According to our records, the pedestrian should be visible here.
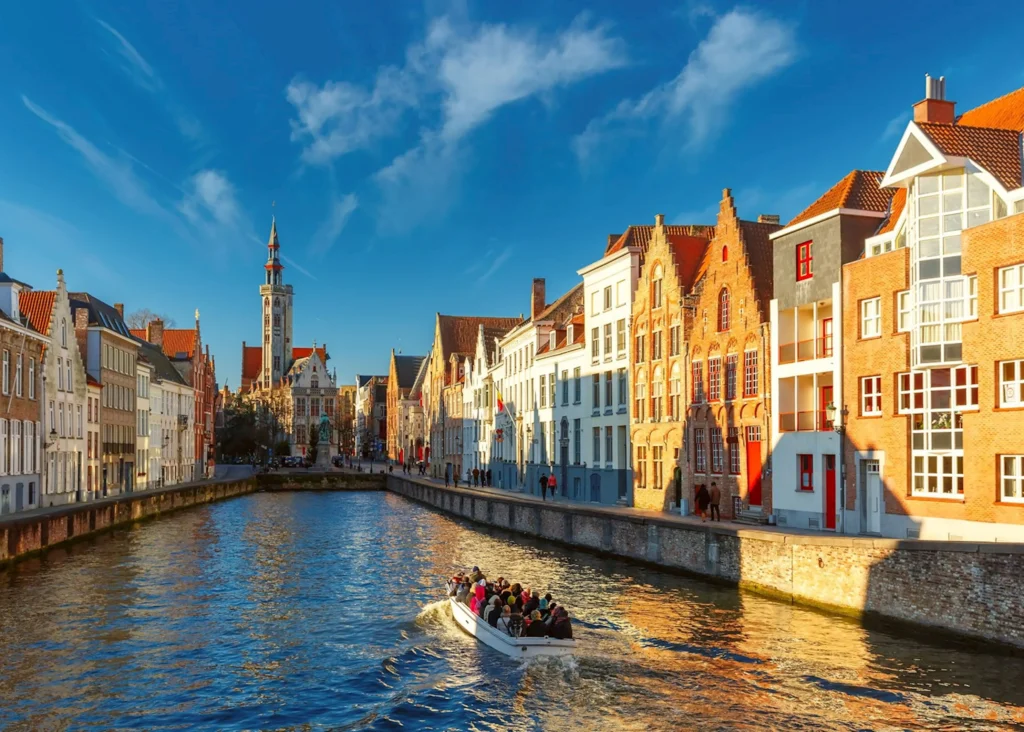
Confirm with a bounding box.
[486,469,492,486]
[454,470,459,488]
[445,469,450,488]
[709,481,721,521]
[473,467,480,486]
[547,472,557,499]
[539,473,547,500]
[695,483,711,522]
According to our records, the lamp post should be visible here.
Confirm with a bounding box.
[825,402,849,534]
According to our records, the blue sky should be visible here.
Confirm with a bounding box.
[2,1,1022,386]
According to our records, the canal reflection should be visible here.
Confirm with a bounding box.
[1,491,1022,731]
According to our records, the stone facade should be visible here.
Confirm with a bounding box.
[286,346,337,460]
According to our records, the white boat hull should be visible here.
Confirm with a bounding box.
[448,597,576,659]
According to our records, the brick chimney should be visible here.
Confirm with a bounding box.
[757,214,780,224]
[74,307,89,330]
[114,302,124,318]
[146,318,164,348]
[531,278,546,320]
[913,74,955,125]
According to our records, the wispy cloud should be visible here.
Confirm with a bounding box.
[21,95,165,216]
[95,19,204,143]
[573,8,796,166]
[310,193,358,256]
[281,254,317,280]
[179,169,242,229]
[477,246,513,284]
[882,111,910,140]
[673,181,819,226]
[287,13,626,233]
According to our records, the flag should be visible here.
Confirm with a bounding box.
[496,390,505,413]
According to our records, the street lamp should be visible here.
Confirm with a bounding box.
[825,402,849,534]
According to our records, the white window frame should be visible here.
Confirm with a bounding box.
[861,298,881,338]
[999,359,1024,408]
[1001,455,1024,504]
[861,376,882,416]
[897,290,912,332]
[998,264,1024,314]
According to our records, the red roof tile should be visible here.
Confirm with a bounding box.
[606,224,716,257]
[957,85,1024,133]
[19,291,56,336]
[130,327,199,360]
[667,232,713,292]
[242,346,262,381]
[86,373,101,387]
[292,346,328,362]
[787,171,892,227]
[438,315,520,360]
[876,188,907,236]
[738,219,781,319]
[917,122,1022,191]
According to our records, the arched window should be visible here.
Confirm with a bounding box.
[722,245,729,262]
[652,264,663,309]
[718,288,730,331]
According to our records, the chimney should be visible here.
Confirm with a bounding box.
[655,213,665,227]
[114,302,124,318]
[74,307,89,330]
[0,236,4,272]
[757,214,780,225]
[531,278,546,320]
[146,318,164,348]
[913,74,955,124]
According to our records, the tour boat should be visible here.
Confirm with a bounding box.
[445,584,577,659]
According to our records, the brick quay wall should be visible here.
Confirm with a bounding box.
[1,471,386,570]
[388,475,1024,651]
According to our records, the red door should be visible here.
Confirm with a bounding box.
[821,318,833,357]
[745,428,762,507]
[824,454,836,530]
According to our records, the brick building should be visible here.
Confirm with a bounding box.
[386,351,426,462]
[769,172,892,530]
[630,216,714,511]
[842,78,1024,541]
[337,384,356,456]
[679,191,780,519]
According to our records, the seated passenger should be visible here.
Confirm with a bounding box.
[468,566,484,583]
[549,609,573,640]
[525,611,547,637]
[539,593,552,614]
[457,581,471,604]
[523,591,540,616]
[469,595,479,614]
[486,597,503,627]
[496,606,513,635]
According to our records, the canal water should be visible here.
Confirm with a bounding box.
[1,492,1022,731]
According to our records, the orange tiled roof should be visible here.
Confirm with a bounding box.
[606,224,715,257]
[787,171,892,227]
[917,122,1022,191]
[956,85,1024,133]
[739,219,782,319]
[293,346,328,362]
[438,315,520,360]
[242,346,262,381]
[876,188,907,236]
[667,231,713,292]
[130,327,199,360]
[19,290,56,336]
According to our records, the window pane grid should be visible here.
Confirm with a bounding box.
[1002,455,1024,503]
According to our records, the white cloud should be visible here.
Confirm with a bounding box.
[310,193,359,256]
[882,111,910,140]
[478,246,513,283]
[574,8,795,165]
[21,96,164,216]
[373,133,466,235]
[281,254,317,280]
[179,170,242,228]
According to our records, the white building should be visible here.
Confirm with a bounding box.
[287,346,337,460]
[136,356,153,490]
[137,336,195,487]
[20,270,89,506]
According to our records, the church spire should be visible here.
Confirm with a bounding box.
[265,217,284,285]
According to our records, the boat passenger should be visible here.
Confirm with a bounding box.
[539,593,552,613]
[523,591,540,616]
[468,566,484,583]
[550,609,573,640]
[496,606,513,635]
[525,611,547,637]
[486,597,503,627]
[469,594,479,614]
[456,580,471,604]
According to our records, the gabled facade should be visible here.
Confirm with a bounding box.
[630,215,713,511]
[679,190,780,519]
[769,172,892,530]
[843,77,1024,540]
[286,345,337,461]
[386,352,426,462]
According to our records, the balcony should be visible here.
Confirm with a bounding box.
[779,410,832,433]
[778,302,834,365]
[779,335,834,364]
[777,372,834,433]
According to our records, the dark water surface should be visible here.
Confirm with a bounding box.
[2,492,1023,731]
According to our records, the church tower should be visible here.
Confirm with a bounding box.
[259,217,294,386]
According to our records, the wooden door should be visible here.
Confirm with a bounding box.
[824,454,836,530]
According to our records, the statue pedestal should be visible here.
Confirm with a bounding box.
[315,445,331,468]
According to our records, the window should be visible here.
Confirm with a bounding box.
[604,371,612,408]
[728,427,740,474]
[562,370,569,405]
[652,445,662,488]
[797,241,813,281]
[999,265,1024,313]
[593,427,601,463]
[61,319,67,348]
[652,332,662,360]
[861,376,882,416]
[604,324,612,356]
[592,375,600,411]
[652,267,663,309]
[28,358,34,399]
[573,367,581,403]
[636,446,647,490]
[899,365,978,413]
[652,368,663,421]
[798,454,813,491]
[725,354,738,401]
[1000,360,1024,408]
[591,291,600,314]
[617,319,626,355]
[669,325,680,356]
[669,365,680,418]
[692,361,705,403]
[14,355,22,397]
[604,286,612,311]
[635,333,645,363]
[2,351,8,395]
[711,429,723,474]
[617,368,627,406]
[744,350,758,397]
[718,288,730,331]
[967,275,977,318]
[722,245,728,262]
[694,428,706,473]
[708,357,722,401]
[1002,455,1024,503]
[573,419,581,463]
[540,375,547,408]
[605,427,613,465]
[635,371,646,421]
[898,290,912,332]
[66,359,72,391]
[861,298,881,338]
[591,328,600,361]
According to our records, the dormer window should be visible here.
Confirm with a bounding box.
[549,332,557,350]
[567,324,574,343]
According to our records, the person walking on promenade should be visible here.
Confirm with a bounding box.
[709,481,721,521]
[454,470,460,488]
[486,469,492,487]
[539,473,548,500]
[445,468,451,488]
[695,484,711,522]
[547,473,557,500]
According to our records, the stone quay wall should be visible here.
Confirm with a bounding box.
[388,475,1024,651]
[256,472,387,492]
[0,478,257,570]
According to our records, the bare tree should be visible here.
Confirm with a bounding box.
[126,308,177,329]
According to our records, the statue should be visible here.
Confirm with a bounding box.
[319,411,330,443]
